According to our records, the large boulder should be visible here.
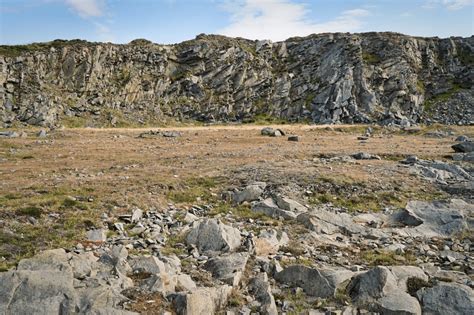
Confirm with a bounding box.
[249,273,278,315]
[347,266,398,303]
[0,270,77,315]
[417,282,474,315]
[275,265,353,298]
[232,183,265,204]
[347,266,421,315]
[254,229,289,256]
[398,199,474,238]
[203,253,249,286]
[251,198,297,220]
[170,285,232,315]
[186,219,242,253]
[452,141,474,153]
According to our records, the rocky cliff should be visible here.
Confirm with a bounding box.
[0,32,473,127]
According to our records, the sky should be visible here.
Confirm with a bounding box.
[0,0,473,45]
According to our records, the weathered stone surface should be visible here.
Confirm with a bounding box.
[232,183,265,204]
[186,219,242,253]
[389,266,428,292]
[347,266,398,303]
[86,228,108,242]
[374,293,421,315]
[274,195,307,213]
[203,253,249,286]
[275,265,353,298]
[452,141,474,153]
[170,285,232,315]
[0,270,76,315]
[252,198,297,220]
[1,33,472,128]
[249,273,278,315]
[254,229,289,256]
[398,199,473,237]
[417,282,474,315]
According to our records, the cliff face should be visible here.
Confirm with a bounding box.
[0,32,473,127]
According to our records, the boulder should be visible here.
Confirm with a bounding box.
[389,266,428,292]
[203,253,249,286]
[417,282,474,315]
[274,195,307,213]
[374,293,421,315]
[275,265,354,298]
[452,141,474,153]
[455,135,470,142]
[232,183,265,204]
[186,219,242,253]
[249,273,278,315]
[86,228,107,242]
[170,285,232,315]
[347,266,398,303]
[351,152,381,160]
[251,198,297,220]
[0,270,76,315]
[254,229,289,256]
[399,199,473,238]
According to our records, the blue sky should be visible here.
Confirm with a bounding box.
[0,0,473,44]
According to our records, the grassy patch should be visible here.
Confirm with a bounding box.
[360,249,416,266]
[0,39,91,58]
[362,52,380,64]
[166,176,223,204]
[424,84,463,111]
[247,113,288,125]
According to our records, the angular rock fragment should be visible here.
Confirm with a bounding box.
[275,265,353,298]
[203,252,249,286]
[186,219,241,253]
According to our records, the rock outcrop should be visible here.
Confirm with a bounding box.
[1,32,473,127]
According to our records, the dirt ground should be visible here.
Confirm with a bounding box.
[0,123,473,270]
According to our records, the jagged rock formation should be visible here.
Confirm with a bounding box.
[0,32,473,127]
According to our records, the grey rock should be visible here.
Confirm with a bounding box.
[287,135,299,142]
[274,195,307,213]
[86,228,107,242]
[0,270,76,315]
[254,229,289,256]
[397,199,473,238]
[417,282,474,315]
[389,266,428,292]
[186,219,242,253]
[347,266,398,303]
[351,152,381,160]
[170,285,232,315]
[275,265,354,298]
[455,135,470,142]
[374,293,421,315]
[232,184,264,204]
[452,141,474,153]
[37,129,47,137]
[0,131,18,138]
[251,198,297,220]
[203,252,249,286]
[249,273,278,315]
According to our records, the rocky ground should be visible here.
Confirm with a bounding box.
[0,123,473,314]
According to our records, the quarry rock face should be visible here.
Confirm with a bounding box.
[0,32,472,127]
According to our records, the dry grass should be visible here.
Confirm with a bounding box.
[0,124,472,269]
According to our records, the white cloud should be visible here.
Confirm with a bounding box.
[65,0,104,18]
[442,0,473,10]
[423,0,473,10]
[218,0,370,41]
